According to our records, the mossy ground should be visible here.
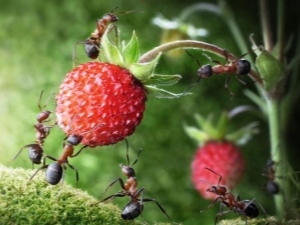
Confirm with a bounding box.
[0,164,172,225]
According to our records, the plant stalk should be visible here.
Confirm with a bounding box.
[139,40,263,86]
[267,98,292,219]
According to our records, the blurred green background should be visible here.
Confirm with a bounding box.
[0,0,299,224]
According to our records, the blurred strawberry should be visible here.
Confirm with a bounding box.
[184,111,259,200]
[56,26,182,147]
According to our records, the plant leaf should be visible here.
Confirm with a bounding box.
[183,124,209,144]
[144,74,182,86]
[145,85,184,98]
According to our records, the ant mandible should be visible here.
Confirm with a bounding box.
[91,140,175,223]
[73,7,138,63]
[262,159,280,194]
[8,90,55,167]
[184,50,252,96]
[200,167,267,225]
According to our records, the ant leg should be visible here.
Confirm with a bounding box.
[27,155,55,182]
[182,77,201,96]
[66,162,79,188]
[71,145,88,158]
[200,196,223,213]
[141,197,174,223]
[8,144,35,166]
[72,40,86,67]
[214,209,232,225]
[101,178,126,194]
[91,192,126,205]
[225,74,235,97]
[249,198,269,217]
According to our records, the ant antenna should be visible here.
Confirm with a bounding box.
[38,90,55,111]
[182,50,203,96]
[124,139,142,166]
[205,167,222,185]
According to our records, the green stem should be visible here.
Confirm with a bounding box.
[277,0,285,63]
[267,98,292,219]
[139,40,263,86]
[260,0,273,51]
[179,1,253,66]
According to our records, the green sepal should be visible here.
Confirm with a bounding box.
[144,74,182,86]
[122,31,140,65]
[194,113,224,141]
[145,85,183,98]
[101,25,125,67]
[255,49,285,91]
[183,124,210,144]
[226,121,259,145]
[129,53,161,82]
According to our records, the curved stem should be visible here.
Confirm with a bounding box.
[139,40,263,86]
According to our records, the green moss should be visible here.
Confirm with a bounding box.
[0,165,172,225]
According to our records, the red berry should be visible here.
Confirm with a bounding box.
[191,141,246,200]
[55,62,147,147]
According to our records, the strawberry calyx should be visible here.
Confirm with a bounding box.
[184,109,259,146]
[101,25,183,98]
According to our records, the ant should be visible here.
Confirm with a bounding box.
[262,159,280,194]
[199,167,267,225]
[91,140,174,223]
[184,50,252,96]
[8,91,55,167]
[28,134,88,186]
[73,7,138,63]
[28,121,103,186]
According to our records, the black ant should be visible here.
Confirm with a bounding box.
[73,7,138,63]
[184,50,252,96]
[199,167,267,225]
[28,121,103,186]
[8,91,55,167]
[262,159,280,194]
[28,134,87,186]
[91,140,174,223]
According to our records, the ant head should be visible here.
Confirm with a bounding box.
[206,185,227,195]
[120,164,136,177]
[266,159,275,168]
[198,65,213,78]
[66,134,84,146]
[101,13,119,23]
[121,201,143,220]
[236,59,251,75]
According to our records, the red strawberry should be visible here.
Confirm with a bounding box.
[185,112,258,200]
[191,141,246,200]
[55,62,147,147]
[56,25,182,147]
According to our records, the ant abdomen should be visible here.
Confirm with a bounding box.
[240,200,259,218]
[266,181,279,194]
[236,59,251,75]
[28,145,43,164]
[45,162,63,185]
[121,201,143,220]
[84,39,100,59]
